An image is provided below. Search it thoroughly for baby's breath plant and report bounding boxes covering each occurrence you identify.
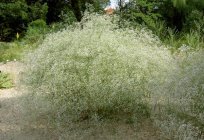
[21,14,175,123]
[153,50,204,139]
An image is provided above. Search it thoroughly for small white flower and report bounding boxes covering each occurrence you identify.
[179,44,190,52]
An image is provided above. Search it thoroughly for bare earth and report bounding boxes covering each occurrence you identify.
[0,62,49,140]
[0,62,24,139]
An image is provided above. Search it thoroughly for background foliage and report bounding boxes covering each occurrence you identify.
[0,0,105,41]
[0,0,48,41]
[1,0,203,43]
[119,0,204,41]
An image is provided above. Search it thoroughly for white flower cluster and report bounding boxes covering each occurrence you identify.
[21,14,204,139]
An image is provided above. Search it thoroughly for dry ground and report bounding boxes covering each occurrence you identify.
[0,61,165,140]
[0,62,50,140]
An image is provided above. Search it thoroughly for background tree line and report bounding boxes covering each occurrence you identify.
[0,0,107,41]
[0,0,204,42]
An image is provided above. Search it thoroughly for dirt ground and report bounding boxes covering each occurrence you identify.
[0,62,50,140]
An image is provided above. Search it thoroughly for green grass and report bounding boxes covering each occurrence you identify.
[0,72,13,89]
[0,36,46,63]
[0,19,48,63]
[153,21,204,52]
[0,42,25,62]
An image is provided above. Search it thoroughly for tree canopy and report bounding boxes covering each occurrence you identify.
[0,0,203,41]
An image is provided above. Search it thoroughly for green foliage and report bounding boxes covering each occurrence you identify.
[0,0,48,41]
[0,42,25,62]
[184,10,204,34]
[0,0,28,41]
[0,72,13,89]
[161,0,204,31]
[45,0,104,23]
[119,0,204,46]
[24,19,48,43]
[28,2,48,21]
[120,0,162,29]
[152,20,204,50]
[21,15,174,123]
[172,0,186,8]
[118,0,204,50]
[0,21,47,62]
[0,19,49,63]
[57,8,77,28]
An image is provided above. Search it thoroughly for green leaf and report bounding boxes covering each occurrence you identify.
[0,72,13,89]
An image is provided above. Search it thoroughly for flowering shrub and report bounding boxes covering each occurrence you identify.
[21,14,204,139]
[153,50,204,139]
[21,14,175,123]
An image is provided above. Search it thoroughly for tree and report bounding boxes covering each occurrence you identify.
[70,0,82,21]
[167,0,204,31]
[118,0,204,32]
[70,0,105,21]
[0,0,47,41]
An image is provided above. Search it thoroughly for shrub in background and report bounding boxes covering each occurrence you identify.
[24,19,48,44]
[28,1,48,21]
[50,9,77,31]
[21,14,175,123]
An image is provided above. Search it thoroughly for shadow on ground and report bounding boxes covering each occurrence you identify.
[0,92,165,140]
[0,92,57,140]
